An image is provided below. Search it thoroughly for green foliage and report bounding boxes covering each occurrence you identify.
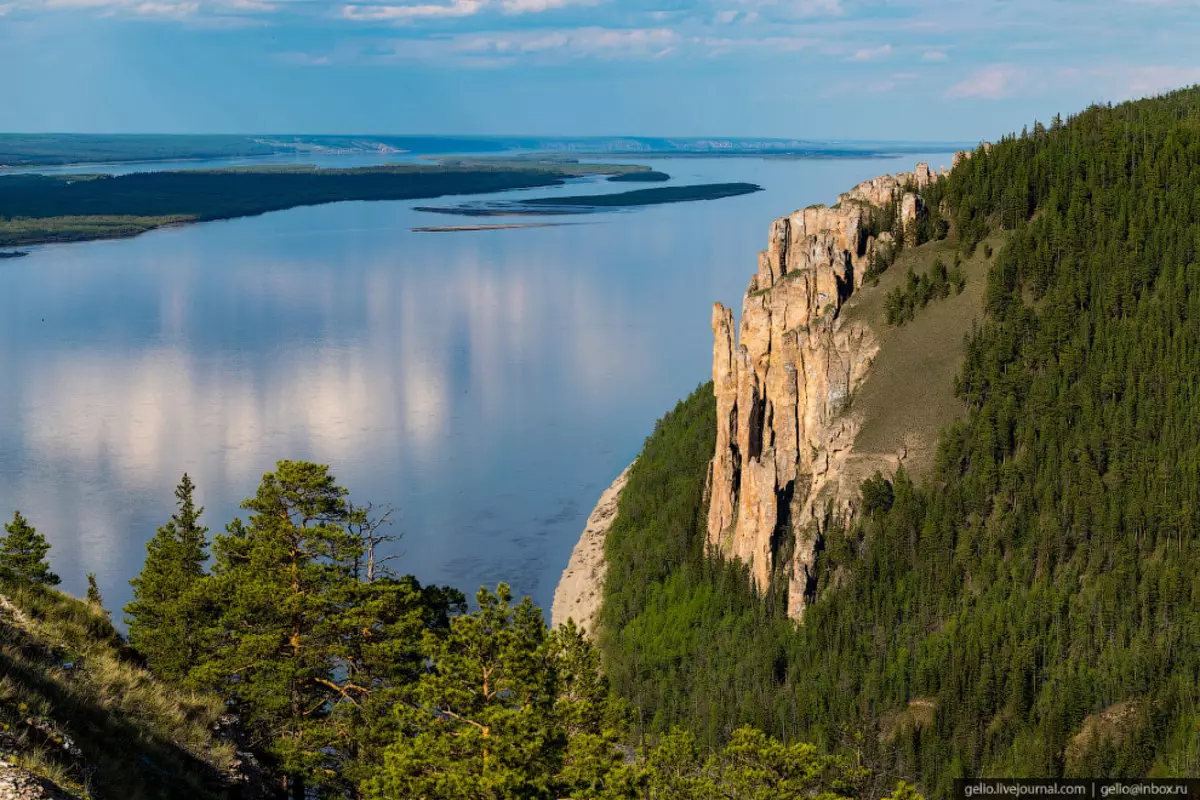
[193,460,366,795]
[125,473,212,684]
[165,460,464,797]
[884,259,963,326]
[85,573,103,607]
[599,87,1200,793]
[0,214,193,248]
[364,586,629,800]
[599,386,807,746]
[516,183,761,209]
[643,726,865,800]
[0,511,60,588]
[860,472,895,517]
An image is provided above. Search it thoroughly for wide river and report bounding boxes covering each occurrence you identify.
[0,150,954,617]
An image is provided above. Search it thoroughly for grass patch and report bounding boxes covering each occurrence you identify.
[839,232,1005,479]
[0,587,242,799]
[0,215,194,247]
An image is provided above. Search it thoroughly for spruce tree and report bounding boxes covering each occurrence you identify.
[0,511,60,587]
[125,473,211,683]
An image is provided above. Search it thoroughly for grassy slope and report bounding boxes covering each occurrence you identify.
[0,588,244,800]
[842,233,1006,480]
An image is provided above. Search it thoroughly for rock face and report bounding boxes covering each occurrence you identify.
[551,462,634,638]
[706,162,941,620]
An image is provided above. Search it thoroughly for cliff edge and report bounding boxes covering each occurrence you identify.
[706,162,950,620]
[551,462,634,637]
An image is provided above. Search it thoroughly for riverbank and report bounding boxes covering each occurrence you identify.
[0,162,652,247]
[550,462,634,638]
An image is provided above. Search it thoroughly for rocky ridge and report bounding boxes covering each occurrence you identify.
[705,161,945,620]
[551,462,634,638]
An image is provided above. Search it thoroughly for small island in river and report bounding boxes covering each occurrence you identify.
[411,222,585,232]
[414,182,763,217]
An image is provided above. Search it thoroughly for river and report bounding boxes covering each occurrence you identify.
[0,150,954,617]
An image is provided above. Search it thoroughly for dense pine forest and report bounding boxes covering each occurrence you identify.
[599,87,1200,791]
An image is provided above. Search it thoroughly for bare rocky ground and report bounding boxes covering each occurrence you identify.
[0,760,75,800]
[550,462,634,638]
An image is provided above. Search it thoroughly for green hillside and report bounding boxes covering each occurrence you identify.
[598,87,1200,793]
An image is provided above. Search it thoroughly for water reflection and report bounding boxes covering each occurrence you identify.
[0,153,953,618]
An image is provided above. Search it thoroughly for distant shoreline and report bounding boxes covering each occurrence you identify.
[0,162,647,248]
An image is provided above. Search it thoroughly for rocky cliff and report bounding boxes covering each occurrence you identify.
[705,162,942,620]
[551,462,634,638]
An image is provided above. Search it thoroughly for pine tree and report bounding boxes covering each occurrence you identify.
[195,460,362,800]
[125,473,212,683]
[86,572,103,605]
[0,511,59,587]
[364,584,561,799]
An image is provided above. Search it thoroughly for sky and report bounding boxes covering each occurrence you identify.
[1,0,1198,139]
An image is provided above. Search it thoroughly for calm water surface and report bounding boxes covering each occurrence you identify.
[0,152,953,617]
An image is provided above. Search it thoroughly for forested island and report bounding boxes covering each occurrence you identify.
[0,162,667,247]
[414,182,762,217]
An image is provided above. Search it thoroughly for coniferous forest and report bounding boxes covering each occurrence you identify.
[2,87,1199,798]
[598,86,1200,793]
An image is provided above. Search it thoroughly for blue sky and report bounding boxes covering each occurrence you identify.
[1,0,1198,138]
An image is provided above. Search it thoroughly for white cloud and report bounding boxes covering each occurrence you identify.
[500,0,572,12]
[460,26,679,58]
[342,0,480,20]
[795,0,840,15]
[1037,63,1200,102]
[847,42,891,61]
[132,0,197,14]
[20,0,280,16]
[1123,65,1200,96]
[921,49,948,61]
[945,63,1027,99]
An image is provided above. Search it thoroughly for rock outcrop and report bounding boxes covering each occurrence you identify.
[705,162,945,620]
[551,462,634,638]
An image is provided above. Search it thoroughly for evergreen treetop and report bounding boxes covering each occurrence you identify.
[125,472,211,683]
[0,510,60,587]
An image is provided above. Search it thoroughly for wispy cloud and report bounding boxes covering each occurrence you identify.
[314,25,681,65]
[15,0,282,17]
[945,63,1027,99]
[459,26,679,58]
[921,49,947,61]
[342,0,481,21]
[1123,65,1200,96]
[847,42,891,61]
